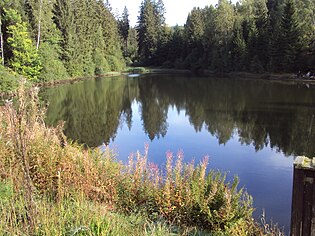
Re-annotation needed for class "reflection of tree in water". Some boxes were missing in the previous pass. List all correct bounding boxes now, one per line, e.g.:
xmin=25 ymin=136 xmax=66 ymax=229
xmin=138 ymin=78 xmax=168 ymax=140
xmin=42 ymin=76 xmax=139 ymax=147
xmin=138 ymin=75 xmax=315 ymax=156
xmin=42 ymin=74 xmax=315 ymax=156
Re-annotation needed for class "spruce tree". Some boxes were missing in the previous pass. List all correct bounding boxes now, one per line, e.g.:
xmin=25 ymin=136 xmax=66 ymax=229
xmin=118 ymin=6 xmax=130 ymax=56
xmin=212 ymin=0 xmax=235 ymax=72
xmin=253 ymin=0 xmax=269 ymax=69
xmin=279 ymin=0 xmax=301 ymax=71
xmin=137 ymin=0 xmax=165 ymax=64
xmin=267 ymin=0 xmax=283 ymax=71
xmin=185 ymin=8 xmax=205 ymax=45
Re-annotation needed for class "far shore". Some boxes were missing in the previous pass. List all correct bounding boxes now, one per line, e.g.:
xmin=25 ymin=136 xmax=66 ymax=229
xmin=2 ymin=68 xmax=313 ymax=98
xmin=145 ymin=68 xmax=315 ymax=85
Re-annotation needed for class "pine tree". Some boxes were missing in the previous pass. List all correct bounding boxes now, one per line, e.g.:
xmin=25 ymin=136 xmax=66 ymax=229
xmin=212 ymin=0 xmax=235 ymax=72
xmin=231 ymin=22 xmax=247 ymax=71
xmin=126 ymin=27 xmax=138 ymax=63
xmin=185 ymin=8 xmax=205 ymax=45
xmin=137 ymin=0 xmax=157 ymax=63
xmin=118 ymin=6 xmax=130 ymax=55
xmin=266 ymin=0 xmax=283 ymax=71
xmin=253 ymin=0 xmax=269 ymax=68
xmin=279 ymin=0 xmax=301 ymax=71
xmin=184 ymin=7 xmax=205 ymax=70
xmin=53 ymin=0 xmax=76 ymax=73
xmin=137 ymin=0 xmax=165 ymax=64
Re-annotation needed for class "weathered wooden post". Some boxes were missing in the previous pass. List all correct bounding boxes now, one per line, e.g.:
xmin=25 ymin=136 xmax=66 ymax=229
xmin=291 ymin=156 xmax=315 ymax=236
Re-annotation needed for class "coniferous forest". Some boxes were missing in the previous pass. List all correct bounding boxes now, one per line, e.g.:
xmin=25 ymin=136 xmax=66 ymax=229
xmin=0 ymin=0 xmax=315 ymax=91
xmin=136 ymin=0 xmax=314 ymax=73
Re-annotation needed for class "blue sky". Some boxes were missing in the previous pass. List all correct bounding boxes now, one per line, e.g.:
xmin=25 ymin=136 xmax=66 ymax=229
xmin=110 ymin=0 xmax=236 ymax=27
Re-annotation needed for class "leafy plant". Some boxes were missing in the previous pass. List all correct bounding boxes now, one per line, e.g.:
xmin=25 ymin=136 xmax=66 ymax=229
xmin=4 ymin=9 xmax=42 ymax=81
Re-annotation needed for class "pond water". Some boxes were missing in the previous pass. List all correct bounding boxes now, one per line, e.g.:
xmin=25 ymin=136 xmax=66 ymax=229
xmin=41 ymin=74 xmax=315 ymax=232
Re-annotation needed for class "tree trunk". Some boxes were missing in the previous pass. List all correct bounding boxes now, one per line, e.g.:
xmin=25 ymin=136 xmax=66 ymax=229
xmin=0 ymin=10 xmax=4 ymax=65
xmin=36 ymin=0 xmax=43 ymax=50
xmin=125 ymin=39 xmax=128 ymax=56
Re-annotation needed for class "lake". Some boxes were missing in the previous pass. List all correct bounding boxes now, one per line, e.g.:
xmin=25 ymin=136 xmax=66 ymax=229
xmin=41 ymin=74 xmax=315 ymax=232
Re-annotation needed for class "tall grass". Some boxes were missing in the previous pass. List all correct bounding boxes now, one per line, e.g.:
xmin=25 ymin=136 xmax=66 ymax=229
xmin=0 ymin=81 xmax=282 ymax=235
xmin=117 ymin=149 xmax=261 ymax=235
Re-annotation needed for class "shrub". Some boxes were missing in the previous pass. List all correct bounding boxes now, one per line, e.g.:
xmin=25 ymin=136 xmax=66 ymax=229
xmin=5 ymin=9 xmax=42 ymax=81
xmin=116 ymin=149 xmax=260 ymax=235
xmin=0 ymin=65 xmax=19 ymax=92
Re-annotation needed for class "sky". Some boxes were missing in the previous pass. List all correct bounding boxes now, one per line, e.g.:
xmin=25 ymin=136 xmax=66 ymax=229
xmin=109 ymin=0 xmax=231 ymax=27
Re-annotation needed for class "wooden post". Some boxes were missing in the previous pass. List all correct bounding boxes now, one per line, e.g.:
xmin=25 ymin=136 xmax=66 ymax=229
xmin=291 ymin=156 xmax=315 ymax=236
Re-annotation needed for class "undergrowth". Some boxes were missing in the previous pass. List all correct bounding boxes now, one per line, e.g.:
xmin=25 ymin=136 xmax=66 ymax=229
xmin=0 ymin=81 xmax=283 ymax=235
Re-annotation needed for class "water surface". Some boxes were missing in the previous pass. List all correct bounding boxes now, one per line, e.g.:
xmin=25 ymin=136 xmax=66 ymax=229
xmin=41 ymin=74 xmax=315 ymax=232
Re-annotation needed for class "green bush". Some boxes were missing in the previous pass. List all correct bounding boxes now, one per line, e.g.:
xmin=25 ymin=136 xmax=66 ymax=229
xmin=0 ymin=65 xmax=19 ymax=92
xmin=108 ymin=55 xmax=125 ymax=72
xmin=5 ymin=9 xmax=42 ymax=81
xmin=125 ymin=67 xmax=147 ymax=73
xmin=93 ymin=49 xmax=111 ymax=75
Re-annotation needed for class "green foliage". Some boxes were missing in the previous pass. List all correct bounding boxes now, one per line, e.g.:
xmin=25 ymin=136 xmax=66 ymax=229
xmin=137 ymin=0 xmax=166 ymax=64
xmin=108 ymin=55 xmax=124 ymax=72
xmin=0 ymin=181 xmax=13 ymax=205
xmin=0 ymin=0 xmax=124 ymax=88
xmin=126 ymin=27 xmax=139 ymax=64
xmin=4 ymin=8 xmax=42 ymax=81
xmin=0 ymin=0 xmax=312 ymax=83
xmin=0 ymin=64 xmax=19 ymax=92
xmin=278 ymin=0 xmax=301 ymax=71
xmin=38 ymin=42 xmax=68 ymax=82
xmin=118 ymin=6 xmax=130 ymax=56
xmin=0 ymin=193 xmax=176 ymax=235
xmin=93 ymin=49 xmax=110 ymax=75
xmin=139 ymin=0 xmax=313 ymax=73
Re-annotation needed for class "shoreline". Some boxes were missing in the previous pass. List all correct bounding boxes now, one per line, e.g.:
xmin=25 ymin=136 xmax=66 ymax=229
xmin=1 ymin=69 xmax=314 ymax=98
xmin=34 ymin=71 xmax=122 ymax=88
xmin=148 ymin=68 xmax=315 ymax=83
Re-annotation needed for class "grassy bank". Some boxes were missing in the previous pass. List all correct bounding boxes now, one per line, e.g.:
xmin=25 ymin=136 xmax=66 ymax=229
xmin=0 ymin=82 xmax=283 ymax=235
xmin=0 ymin=63 xmax=123 ymax=94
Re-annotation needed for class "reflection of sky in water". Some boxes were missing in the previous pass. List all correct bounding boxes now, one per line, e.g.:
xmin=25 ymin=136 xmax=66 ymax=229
xmin=109 ymin=101 xmax=294 ymax=232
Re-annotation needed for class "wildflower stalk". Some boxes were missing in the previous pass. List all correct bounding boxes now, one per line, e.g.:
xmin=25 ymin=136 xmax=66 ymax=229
xmin=5 ymin=80 xmax=38 ymax=232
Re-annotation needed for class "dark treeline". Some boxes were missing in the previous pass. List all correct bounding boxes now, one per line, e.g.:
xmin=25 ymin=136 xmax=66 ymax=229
xmin=0 ymin=0 xmax=125 ymax=90
xmin=135 ymin=0 xmax=315 ymax=73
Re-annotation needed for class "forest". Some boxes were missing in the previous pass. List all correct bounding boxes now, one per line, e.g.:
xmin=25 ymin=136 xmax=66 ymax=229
xmin=0 ymin=0 xmax=314 ymax=91
xmin=135 ymin=0 xmax=314 ymax=73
